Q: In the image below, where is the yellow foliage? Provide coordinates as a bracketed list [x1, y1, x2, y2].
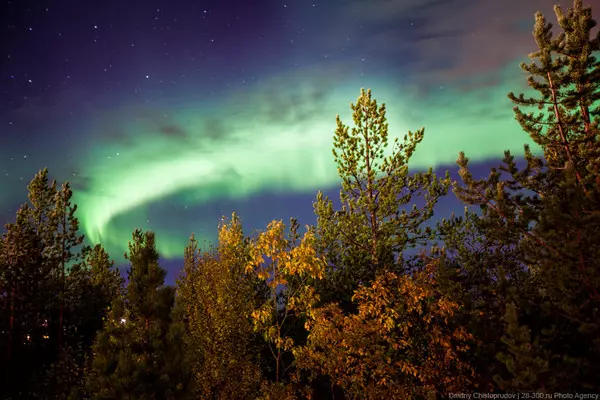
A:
[256, 381, 299, 400]
[294, 258, 476, 399]
[178, 213, 262, 399]
[245, 219, 325, 383]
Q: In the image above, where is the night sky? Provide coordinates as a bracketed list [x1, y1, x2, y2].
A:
[1, 0, 568, 282]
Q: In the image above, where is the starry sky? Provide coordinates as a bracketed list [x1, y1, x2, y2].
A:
[1, 0, 577, 282]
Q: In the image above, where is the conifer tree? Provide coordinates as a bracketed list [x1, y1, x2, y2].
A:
[86, 230, 189, 399]
[43, 244, 124, 399]
[53, 181, 84, 349]
[448, 0, 600, 392]
[19, 169, 84, 349]
[84, 243, 125, 317]
[508, 0, 600, 187]
[0, 207, 48, 399]
[0, 169, 84, 399]
[493, 303, 551, 392]
[313, 89, 450, 307]
[498, 1, 599, 390]
[437, 153, 539, 391]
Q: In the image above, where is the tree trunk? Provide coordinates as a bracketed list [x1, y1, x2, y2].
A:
[7, 285, 14, 361]
[58, 189, 67, 350]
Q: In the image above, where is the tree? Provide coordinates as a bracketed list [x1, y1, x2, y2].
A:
[449, 0, 600, 392]
[295, 258, 475, 399]
[0, 207, 49, 399]
[313, 89, 450, 307]
[245, 218, 325, 385]
[85, 244, 124, 310]
[436, 204, 532, 391]
[43, 244, 124, 399]
[493, 303, 551, 392]
[22, 169, 84, 349]
[53, 181, 85, 349]
[56, 244, 124, 355]
[177, 213, 262, 399]
[0, 169, 85, 399]
[507, 0, 600, 188]
[86, 230, 189, 399]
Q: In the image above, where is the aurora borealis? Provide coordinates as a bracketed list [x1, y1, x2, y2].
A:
[1, 0, 569, 277]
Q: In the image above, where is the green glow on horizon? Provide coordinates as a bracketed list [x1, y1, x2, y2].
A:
[73, 64, 540, 259]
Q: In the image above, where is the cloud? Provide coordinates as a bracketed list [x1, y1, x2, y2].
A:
[328, 0, 575, 87]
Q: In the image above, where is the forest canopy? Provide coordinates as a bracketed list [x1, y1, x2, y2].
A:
[1, 1, 599, 398]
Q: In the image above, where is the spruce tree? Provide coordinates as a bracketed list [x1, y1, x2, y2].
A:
[313, 88, 450, 307]
[86, 230, 189, 399]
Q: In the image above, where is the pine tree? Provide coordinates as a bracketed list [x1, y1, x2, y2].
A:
[313, 89, 450, 307]
[508, 0, 600, 187]
[0, 169, 84, 399]
[498, 1, 599, 391]
[0, 207, 48, 399]
[84, 243, 125, 319]
[43, 244, 124, 399]
[86, 230, 189, 399]
[53, 181, 85, 350]
[438, 152, 540, 391]
[19, 170, 84, 350]
[494, 303, 551, 392]
[449, 0, 600, 392]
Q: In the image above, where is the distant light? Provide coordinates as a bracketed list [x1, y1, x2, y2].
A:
[120, 318, 126, 324]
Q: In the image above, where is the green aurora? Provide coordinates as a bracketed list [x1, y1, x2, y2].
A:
[72, 64, 540, 258]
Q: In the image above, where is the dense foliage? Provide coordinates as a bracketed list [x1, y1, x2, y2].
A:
[1, 1, 598, 398]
